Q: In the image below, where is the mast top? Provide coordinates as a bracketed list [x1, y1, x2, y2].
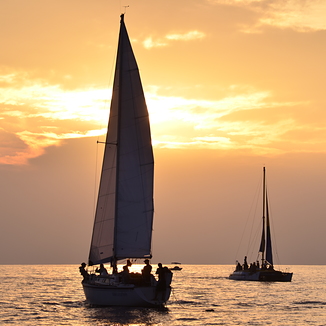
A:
[121, 5, 129, 18]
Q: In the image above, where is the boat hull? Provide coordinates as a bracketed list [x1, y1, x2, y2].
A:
[82, 281, 171, 307]
[229, 270, 293, 282]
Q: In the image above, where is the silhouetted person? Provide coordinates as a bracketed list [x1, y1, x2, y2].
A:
[154, 263, 166, 300]
[111, 258, 118, 274]
[141, 259, 152, 285]
[243, 256, 248, 270]
[95, 263, 108, 275]
[120, 265, 130, 283]
[123, 259, 132, 273]
[79, 262, 89, 281]
[164, 266, 173, 286]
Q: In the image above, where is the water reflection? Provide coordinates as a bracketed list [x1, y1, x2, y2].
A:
[2, 265, 326, 325]
[82, 305, 171, 326]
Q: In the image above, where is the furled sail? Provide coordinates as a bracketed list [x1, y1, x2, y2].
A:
[88, 14, 154, 265]
[259, 221, 265, 254]
[265, 190, 273, 265]
[259, 167, 266, 257]
[258, 167, 273, 266]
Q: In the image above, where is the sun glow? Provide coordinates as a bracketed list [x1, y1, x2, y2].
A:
[0, 75, 113, 165]
[0, 71, 321, 165]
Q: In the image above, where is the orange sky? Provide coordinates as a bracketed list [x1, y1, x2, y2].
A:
[1, 0, 326, 265]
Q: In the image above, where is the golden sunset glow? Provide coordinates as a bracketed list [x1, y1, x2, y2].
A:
[1, 0, 326, 265]
[2, 1, 326, 165]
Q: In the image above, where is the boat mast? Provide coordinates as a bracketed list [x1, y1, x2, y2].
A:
[111, 13, 126, 273]
[261, 167, 266, 267]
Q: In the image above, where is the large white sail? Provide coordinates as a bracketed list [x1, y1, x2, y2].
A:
[88, 14, 154, 266]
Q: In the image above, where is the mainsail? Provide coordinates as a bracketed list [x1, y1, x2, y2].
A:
[88, 14, 154, 266]
[259, 167, 273, 266]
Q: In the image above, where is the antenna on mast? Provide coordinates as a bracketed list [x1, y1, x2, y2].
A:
[123, 5, 129, 14]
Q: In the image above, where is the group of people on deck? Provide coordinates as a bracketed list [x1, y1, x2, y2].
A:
[79, 259, 173, 290]
[235, 256, 274, 272]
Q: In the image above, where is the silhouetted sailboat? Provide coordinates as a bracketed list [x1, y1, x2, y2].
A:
[229, 167, 293, 282]
[80, 14, 172, 307]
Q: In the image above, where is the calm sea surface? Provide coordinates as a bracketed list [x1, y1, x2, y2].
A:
[0, 265, 325, 325]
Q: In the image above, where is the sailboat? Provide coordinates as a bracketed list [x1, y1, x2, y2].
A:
[229, 167, 293, 282]
[80, 14, 172, 307]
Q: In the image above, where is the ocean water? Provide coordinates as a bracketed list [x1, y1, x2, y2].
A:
[0, 264, 325, 325]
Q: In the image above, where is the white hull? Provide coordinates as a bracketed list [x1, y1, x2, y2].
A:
[83, 283, 171, 307]
[229, 270, 293, 282]
[82, 274, 171, 307]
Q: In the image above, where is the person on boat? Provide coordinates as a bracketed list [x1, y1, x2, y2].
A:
[155, 263, 164, 279]
[119, 265, 131, 283]
[95, 263, 108, 276]
[250, 262, 257, 272]
[123, 259, 132, 273]
[153, 263, 173, 300]
[164, 266, 173, 286]
[141, 259, 152, 285]
[111, 258, 118, 274]
[79, 262, 89, 281]
[153, 263, 165, 300]
[236, 261, 242, 271]
[243, 256, 248, 270]
[256, 260, 260, 269]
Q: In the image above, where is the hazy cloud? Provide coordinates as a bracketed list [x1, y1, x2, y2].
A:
[2, 65, 324, 165]
[166, 31, 206, 41]
[143, 30, 206, 48]
[0, 71, 110, 165]
[208, 0, 326, 32]
[143, 37, 168, 49]
[1, 0, 326, 166]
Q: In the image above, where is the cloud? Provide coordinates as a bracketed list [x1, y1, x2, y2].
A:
[166, 31, 206, 41]
[146, 86, 319, 155]
[0, 71, 111, 165]
[208, 0, 326, 32]
[259, 0, 326, 31]
[1, 69, 325, 165]
[143, 30, 206, 49]
[143, 37, 168, 49]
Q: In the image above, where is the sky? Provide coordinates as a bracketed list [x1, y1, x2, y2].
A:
[1, 0, 326, 265]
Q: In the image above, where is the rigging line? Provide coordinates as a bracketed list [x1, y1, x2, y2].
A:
[247, 175, 262, 255]
[247, 221, 262, 262]
[91, 8, 117, 215]
[234, 174, 261, 261]
[170, 287, 187, 309]
[92, 142, 99, 217]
